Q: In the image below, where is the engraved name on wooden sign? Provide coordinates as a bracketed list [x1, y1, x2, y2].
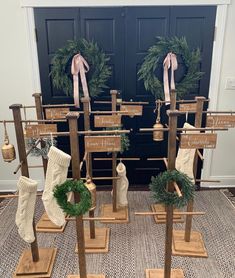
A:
[94, 115, 121, 128]
[45, 108, 70, 119]
[120, 105, 143, 116]
[206, 115, 235, 128]
[179, 103, 197, 112]
[25, 124, 57, 138]
[85, 136, 121, 152]
[180, 133, 217, 149]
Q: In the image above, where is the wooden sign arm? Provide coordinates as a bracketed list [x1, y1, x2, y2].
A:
[173, 182, 183, 197]
[135, 211, 205, 216]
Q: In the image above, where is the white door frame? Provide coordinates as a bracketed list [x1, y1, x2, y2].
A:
[21, 0, 230, 188]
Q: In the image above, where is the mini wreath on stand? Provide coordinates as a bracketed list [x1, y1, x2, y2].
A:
[150, 170, 194, 208]
[54, 180, 92, 216]
[50, 39, 111, 98]
[25, 138, 57, 159]
[138, 36, 204, 100]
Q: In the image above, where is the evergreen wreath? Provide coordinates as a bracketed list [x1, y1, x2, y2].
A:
[50, 39, 112, 98]
[150, 170, 194, 208]
[138, 36, 204, 100]
[25, 138, 57, 159]
[54, 180, 92, 216]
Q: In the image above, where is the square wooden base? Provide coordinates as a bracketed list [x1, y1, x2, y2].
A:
[151, 204, 184, 224]
[36, 212, 66, 233]
[146, 269, 184, 278]
[100, 204, 129, 223]
[13, 248, 57, 278]
[75, 227, 110, 253]
[68, 275, 105, 278]
[172, 230, 208, 258]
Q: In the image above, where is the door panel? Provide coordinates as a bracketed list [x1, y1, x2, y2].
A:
[170, 6, 217, 98]
[35, 8, 79, 104]
[35, 6, 216, 187]
[80, 8, 125, 99]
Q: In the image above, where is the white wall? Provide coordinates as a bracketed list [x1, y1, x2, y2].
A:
[0, 1, 234, 191]
[0, 1, 44, 191]
[207, 1, 235, 186]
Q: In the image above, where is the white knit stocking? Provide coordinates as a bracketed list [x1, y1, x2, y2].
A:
[176, 122, 196, 183]
[15, 176, 37, 243]
[116, 162, 129, 207]
[42, 146, 71, 226]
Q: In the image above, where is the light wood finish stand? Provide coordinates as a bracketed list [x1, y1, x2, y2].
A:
[75, 227, 110, 253]
[36, 212, 67, 233]
[13, 248, 57, 278]
[172, 230, 208, 258]
[146, 269, 184, 278]
[68, 275, 105, 278]
[100, 204, 129, 223]
[151, 204, 184, 224]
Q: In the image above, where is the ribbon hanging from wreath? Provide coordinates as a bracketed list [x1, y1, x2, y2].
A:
[138, 37, 204, 100]
[71, 53, 90, 108]
[163, 52, 178, 103]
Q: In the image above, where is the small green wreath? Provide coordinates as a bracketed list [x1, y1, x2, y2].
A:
[53, 180, 92, 216]
[50, 39, 112, 98]
[150, 170, 194, 208]
[138, 36, 204, 100]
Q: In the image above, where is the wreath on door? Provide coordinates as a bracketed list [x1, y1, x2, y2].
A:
[50, 39, 111, 98]
[138, 37, 204, 100]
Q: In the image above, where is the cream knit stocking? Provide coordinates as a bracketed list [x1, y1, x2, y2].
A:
[15, 176, 37, 243]
[116, 162, 129, 207]
[176, 122, 196, 183]
[42, 146, 71, 227]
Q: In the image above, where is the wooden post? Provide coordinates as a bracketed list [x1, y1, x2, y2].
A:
[164, 110, 179, 278]
[170, 90, 177, 110]
[67, 112, 87, 278]
[184, 96, 205, 242]
[9, 104, 39, 262]
[110, 90, 118, 212]
[32, 93, 48, 175]
[81, 97, 96, 240]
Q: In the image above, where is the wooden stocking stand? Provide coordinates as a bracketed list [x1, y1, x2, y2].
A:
[10, 104, 57, 278]
[67, 112, 105, 278]
[172, 97, 208, 258]
[76, 97, 110, 254]
[144, 109, 184, 278]
[33, 93, 67, 233]
[151, 92, 184, 224]
[100, 90, 129, 223]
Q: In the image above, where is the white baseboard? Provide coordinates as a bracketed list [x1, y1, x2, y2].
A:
[0, 180, 44, 192]
[200, 175, 235, 188]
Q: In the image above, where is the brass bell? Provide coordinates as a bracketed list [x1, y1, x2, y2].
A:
[153, 120, 164, 141]
[2, 139, 16, 162]
[1, 121, 16, 162]
[85, 178, 96, 210]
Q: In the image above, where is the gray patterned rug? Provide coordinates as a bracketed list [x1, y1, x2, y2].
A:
[0, 191, 235, 278]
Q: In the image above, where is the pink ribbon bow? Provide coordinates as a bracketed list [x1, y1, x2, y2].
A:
[71, 53, 90, 108]
[163, 52, 178, 104]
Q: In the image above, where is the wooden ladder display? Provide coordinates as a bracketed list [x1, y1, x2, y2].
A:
[99, 90, 129, 223]
[139, 109, 185, 278]
[78, 97, 110, 254]
[151, 94, 207, 225]
[10, 104, 57, 278]
[172, 96, 209, 258]
[32, 93, 69, 233]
